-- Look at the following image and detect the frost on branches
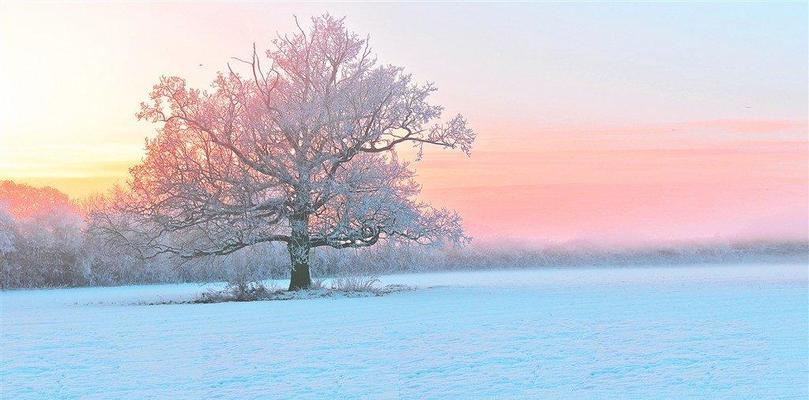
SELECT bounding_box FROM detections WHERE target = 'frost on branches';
[93,14,475,290]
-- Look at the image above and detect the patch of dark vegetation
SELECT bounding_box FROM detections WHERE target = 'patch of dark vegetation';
[196,281,276,303]
[145,278,413,305]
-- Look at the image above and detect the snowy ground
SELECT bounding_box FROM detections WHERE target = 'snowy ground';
[1,263,807,399]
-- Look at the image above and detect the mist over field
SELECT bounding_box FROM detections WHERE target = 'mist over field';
[1,179,805,289]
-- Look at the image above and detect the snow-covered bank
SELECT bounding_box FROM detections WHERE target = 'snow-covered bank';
[1,263,807,399]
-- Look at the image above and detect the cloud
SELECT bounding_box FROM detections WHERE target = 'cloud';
[682,119,807,135]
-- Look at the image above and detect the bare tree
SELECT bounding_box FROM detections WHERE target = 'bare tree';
[96,14,475,290]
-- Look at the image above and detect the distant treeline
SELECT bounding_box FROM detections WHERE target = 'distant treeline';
[1,180,806,289]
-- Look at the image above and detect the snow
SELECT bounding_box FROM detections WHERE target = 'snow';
[1,263,807,399]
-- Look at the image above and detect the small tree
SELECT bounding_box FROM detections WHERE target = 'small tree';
[99,14,474,290]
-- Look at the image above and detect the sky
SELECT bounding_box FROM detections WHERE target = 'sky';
[1,2,807,245]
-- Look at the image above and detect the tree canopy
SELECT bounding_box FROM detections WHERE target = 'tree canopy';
[94,14,475,289]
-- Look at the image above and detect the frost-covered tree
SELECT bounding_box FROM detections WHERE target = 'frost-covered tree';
[99,14,474,290]
[0,181,86,288]
[0,207,15,255]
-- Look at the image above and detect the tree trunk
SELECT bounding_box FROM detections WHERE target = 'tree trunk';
[287,213,312,291]
[287,242,311,290]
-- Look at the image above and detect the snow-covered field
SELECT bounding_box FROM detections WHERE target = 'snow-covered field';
[1,263,807,399]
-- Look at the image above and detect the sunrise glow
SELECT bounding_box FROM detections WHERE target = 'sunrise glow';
[2,2,806,245]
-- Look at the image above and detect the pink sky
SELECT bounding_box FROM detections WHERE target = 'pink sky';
[415,122,807,244]
[1,3,806,245]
